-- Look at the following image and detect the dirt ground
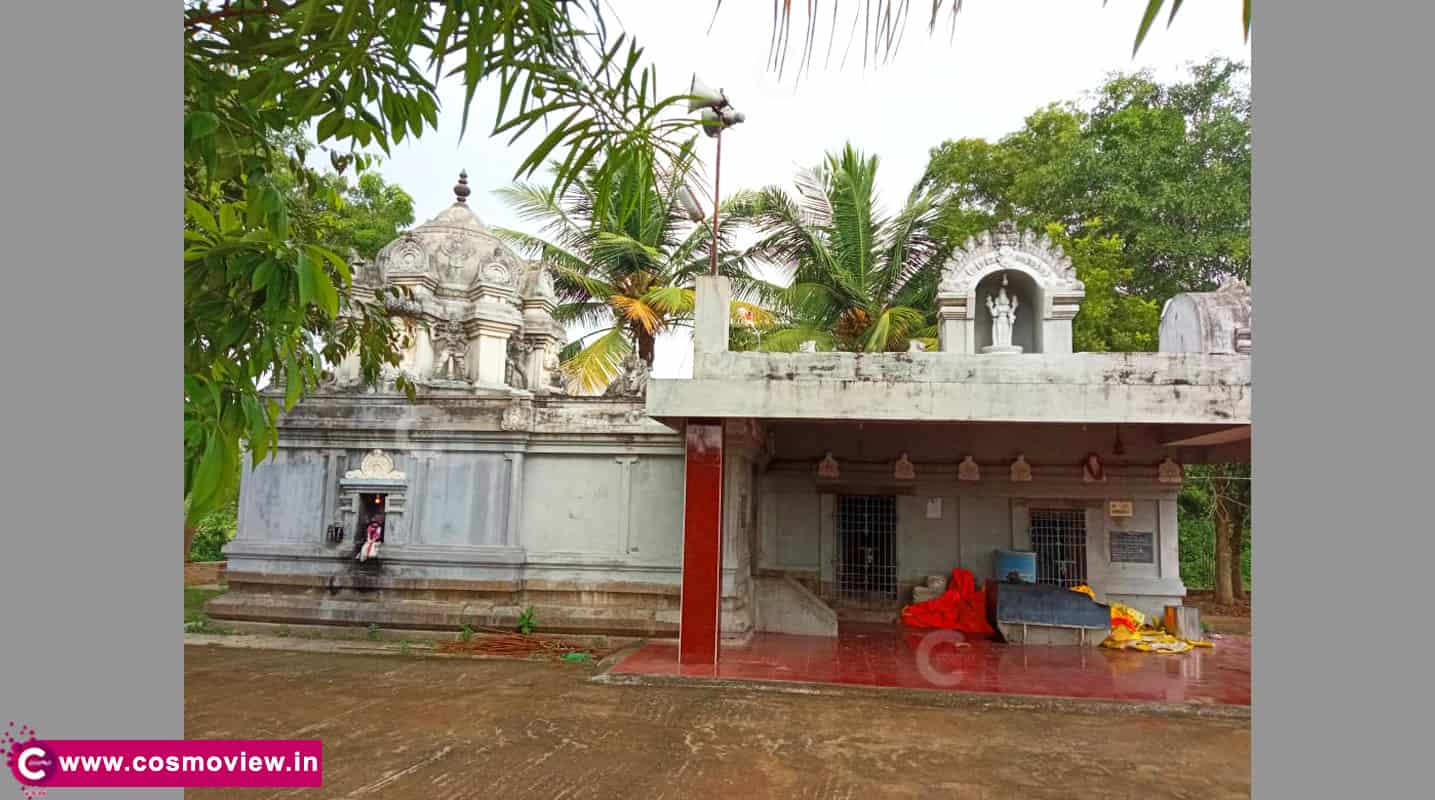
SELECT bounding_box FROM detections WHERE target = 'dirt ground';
[185,645,1249,799]
[1185,590,1253,619]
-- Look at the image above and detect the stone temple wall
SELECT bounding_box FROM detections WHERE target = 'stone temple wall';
[209,393,755,641]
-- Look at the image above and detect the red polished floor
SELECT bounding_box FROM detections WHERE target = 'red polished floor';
[611,624,1251,707]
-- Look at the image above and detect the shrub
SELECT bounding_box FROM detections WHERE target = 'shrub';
[188,502,237,562]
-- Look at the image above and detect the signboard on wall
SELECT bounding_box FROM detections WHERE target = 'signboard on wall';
[1107,500,1134,518]
[1109,531,1155,564]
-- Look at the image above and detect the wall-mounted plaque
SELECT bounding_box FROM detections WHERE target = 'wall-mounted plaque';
[1107,500,1134,518]
[1109,531,1155,564]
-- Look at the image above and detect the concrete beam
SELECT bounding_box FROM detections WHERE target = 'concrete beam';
[648,351,1249,426]
[1161,426,1252,448]
[692,351,1249,386]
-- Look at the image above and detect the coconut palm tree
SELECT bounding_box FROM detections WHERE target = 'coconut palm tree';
[497,140,774,393]
[729,144,948,352]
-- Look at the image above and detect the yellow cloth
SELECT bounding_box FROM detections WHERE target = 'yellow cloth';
[1109,601,1148,629]
[1068,586,1210,654]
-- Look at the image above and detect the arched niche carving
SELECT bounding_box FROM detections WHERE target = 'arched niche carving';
[936,222,1085,354]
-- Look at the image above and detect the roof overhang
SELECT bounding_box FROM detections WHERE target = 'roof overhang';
[648,352,1250,430]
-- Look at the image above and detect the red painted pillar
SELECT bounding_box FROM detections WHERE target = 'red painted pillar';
[679,420,724,666]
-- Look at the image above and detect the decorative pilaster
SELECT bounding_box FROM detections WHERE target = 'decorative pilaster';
[503,452,525,548]
[615,456,639,554]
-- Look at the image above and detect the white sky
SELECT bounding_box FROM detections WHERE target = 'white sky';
[368,0,1250,379]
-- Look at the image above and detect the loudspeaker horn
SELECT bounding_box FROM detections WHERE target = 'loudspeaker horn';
[677,186,706,222]
[687,75,727,111]
[699,107,723,137]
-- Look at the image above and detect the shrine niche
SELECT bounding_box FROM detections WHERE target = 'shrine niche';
[936,221,1085,355]
[335,450,408,551]
[975,272,1036,353]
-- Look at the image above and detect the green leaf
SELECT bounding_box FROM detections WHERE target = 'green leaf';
[313,264,339,318]
[185,197,219,235]
[1132,0,1165,56]
[189,431,227,514]
[252,259,279,291]
[307,244,352,287]
[184,111,219,147]
[284,356,302,411]
[317,109,344,143]
[1167,0,1185,27]
[296,252,317,306]
[218,203,240,235]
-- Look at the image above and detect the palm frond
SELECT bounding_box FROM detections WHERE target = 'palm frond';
[643,286,697,316]
[757,1,1245,79]
[492,227,593,277]
[494,182,587,246]
[562,326,631,395]
[730,300,777,329]
[860,305,927,351]
[552,264,619,304]
[591,231,664,273]
[610,295,664,334]
[758,326,839,352]
[554,300,615,330]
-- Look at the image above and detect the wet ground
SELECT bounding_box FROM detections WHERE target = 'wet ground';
[612,626,1250,707]
[185,644,1250,799]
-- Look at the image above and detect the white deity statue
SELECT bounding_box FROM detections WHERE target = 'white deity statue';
[986,275,1019,346]
[983,274,1022,354]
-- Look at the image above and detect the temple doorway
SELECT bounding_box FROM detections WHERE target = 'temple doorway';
[834,495,898,607]
[355,493,387,544]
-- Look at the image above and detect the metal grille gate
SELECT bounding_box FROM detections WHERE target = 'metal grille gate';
[835,495,898,606]
[1030,509,1088,587]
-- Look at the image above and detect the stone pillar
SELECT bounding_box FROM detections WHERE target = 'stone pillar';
[523,290,563,391]
[469,319,519,387]
[936,297,971,353]
[526,334,563,392]
[680,421,724,666]
[1043,291,1083,355]
[412,324,436,377]
[693,276,731,363]
[1157,498,1181,582]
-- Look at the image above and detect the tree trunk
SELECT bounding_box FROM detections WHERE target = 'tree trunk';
[1230,510,1247,603]
[636,329,656,366]
[184,525,197,562]
[1212,476,1236,606]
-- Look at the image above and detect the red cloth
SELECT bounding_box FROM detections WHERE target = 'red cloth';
[900,568,995,635]
[1111,616,1140,633]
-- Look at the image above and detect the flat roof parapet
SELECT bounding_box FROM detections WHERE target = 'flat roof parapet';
[652,351,1250,427]
[692,351,1250,387]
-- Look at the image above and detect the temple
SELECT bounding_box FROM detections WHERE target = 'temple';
[211,180,1252,667]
